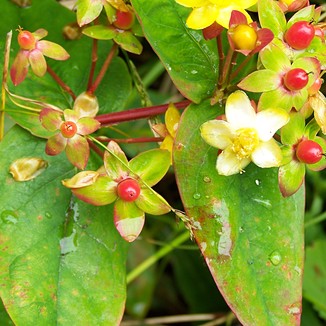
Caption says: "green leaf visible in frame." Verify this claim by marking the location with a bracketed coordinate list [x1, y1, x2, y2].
[76, 0, 103, 26]
[281, 112, 305, 145]
[258, 0, 286, 37]
[173, 101, 305, 325]
[287, 5, 316, 27]
[114, 31, 143, 55]
[0, 125, 128, 325]
[131, 0, 218, 103]
[303, 238, 326, 320]
[129, 149, 170, 186]
[238, 69, 278, 92]
[260, 43, 290, 72]
[82, 25, 118, 40]
[136, 188, 171, 215]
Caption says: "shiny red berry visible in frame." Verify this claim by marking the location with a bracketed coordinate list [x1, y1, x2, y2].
[60, 121, 78, 138]
[113, 10, 135, 30]
[18, 30, 36, 50]
[117, 178, 141, 202]
[284, 21, 315, 50]
[283, 68, 309, 91]
[296, 140, 323, 164]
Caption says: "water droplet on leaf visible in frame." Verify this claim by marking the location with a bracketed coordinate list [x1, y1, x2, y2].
[269, 250, 282, 266]
[193, 193, 201, 200]
[255, 179, 261, 186]
[60, 229, 78, 255]
[45, 212, 52, 219]
[203, 176, 211, 183]
[1, 210, 19, 224]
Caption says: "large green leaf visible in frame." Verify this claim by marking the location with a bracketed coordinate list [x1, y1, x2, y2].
[173, 101, 305, 325]
[131, 0, 218, 104]
[0, 126, 129, 325]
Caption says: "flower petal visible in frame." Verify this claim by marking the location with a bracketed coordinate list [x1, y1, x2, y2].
[136, 188, 171, 215]
[77, 117, 101, 135]
[255, 108, 289, 141]
[200, 120, 234, 149]
[39, 108, 63, 131]
[176, 0, 210, 7]
[37, 40, 70, 60]
[165, 103, 181, 138]
[214, 6, 253, 29]
[45, 133, 66, 156]
[33, 28, 48, 41]
[251, 139, 283, 168]
[186, 5, 219, 30]
[226, 90, 256, 129]
[10, 50, 29, 86]
[71, 175, 118, 205]
[29, 49, 47, 77]
[216, 147, 251, 175]
[73, 91, 99, 118]
[66, 135, 89, 169]
[114, 199, 145, 242]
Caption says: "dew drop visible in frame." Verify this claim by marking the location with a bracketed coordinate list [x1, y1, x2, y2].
[239, 226, 244, 233]
[255, 179, 261, 186]
[60, 229, 78, 255]
[45, 212, 52, 219]
[269, 250, 282, 266]
[1, 210, 19, 224]
[247, 259, 254, 265]
[203, 176, 211, 183]
[193, 193, 201, 200]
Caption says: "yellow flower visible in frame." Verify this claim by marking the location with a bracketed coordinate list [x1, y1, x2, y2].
[175, 0, 258, 29]
[200, 91, 289, 175]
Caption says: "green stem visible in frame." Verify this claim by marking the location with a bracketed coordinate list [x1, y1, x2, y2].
[126, 230, 190, 284]
[304, 211, 326, 228]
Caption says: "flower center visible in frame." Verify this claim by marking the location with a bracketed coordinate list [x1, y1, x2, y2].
[231, 128, 259, 159]
[60, 121, 77, 138]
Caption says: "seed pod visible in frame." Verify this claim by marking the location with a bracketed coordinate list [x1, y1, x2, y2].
[10, 157, 48, 181]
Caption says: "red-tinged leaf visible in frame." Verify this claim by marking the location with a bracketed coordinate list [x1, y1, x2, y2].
[28, 49, 47, 77]
[174, 100, 305, 325]
[40, 108, 63, 131]
[114, 199, 145, 242]
[77, 117, 101, 135]
[10, 50, 29, 86]
[65, 135, 89, 169]
[71, 175, 118, 206]
[45, 133, 67, 156]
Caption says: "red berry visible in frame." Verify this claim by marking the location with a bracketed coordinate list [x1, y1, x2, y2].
[296, 139, 323, 164]
[117, 178, 141, 202]
[113, 10, 135, 30]
[283, 68, 309, 91]
[60, 121, 78, 138]
[284, 21, 315, 50]
[18, 30, 36, 50]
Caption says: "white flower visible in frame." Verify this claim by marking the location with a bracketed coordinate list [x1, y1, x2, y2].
[200, 91, 289, 175]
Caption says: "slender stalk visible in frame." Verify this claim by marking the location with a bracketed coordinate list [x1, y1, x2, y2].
[229, 54, 253, 82]
[47, 65, 76, 100]
[126, 230, 190, 284]
[95, 100, 191, 126]
[220, 48, 236, 88]
[87, 38, 98, 90]
[96, 136, 164, 144]
[304, 211, 326, 228]
[216, 34, 225, 86]
[88, 43, 118, 94]
[87, 138, 103, 158]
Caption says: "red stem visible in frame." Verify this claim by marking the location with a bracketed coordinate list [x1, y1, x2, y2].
[87, 138, 104, 158]
[96, 136, 164, 144]
[88, 43, 118, 94]
[47, 65, 76, 100]
[217, 34, 225, 86]
[95, 100, 191, 126]
[87, 38, 98, 90]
